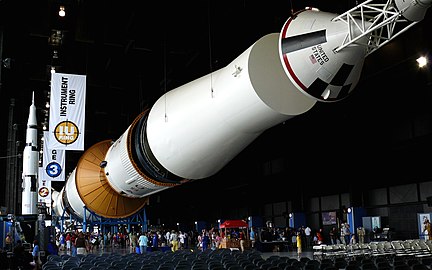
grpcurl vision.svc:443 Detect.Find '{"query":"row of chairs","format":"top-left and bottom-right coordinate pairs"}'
top-left (313, 239), bottom-right (432, 261)
top-left (42, 248), bottom-right (266, 270)
top-left (300, 253), bottom-right (432, 270)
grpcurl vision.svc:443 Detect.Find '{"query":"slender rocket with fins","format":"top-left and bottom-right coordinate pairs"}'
top-left (22, 92), bottom-right (39, 215)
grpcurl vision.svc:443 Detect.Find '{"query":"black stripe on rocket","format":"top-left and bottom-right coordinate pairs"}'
top-left (281, 30), bottom-right (354, 101)
top-left (308, 63), bottom-right (354, 100)
top-left (281, 30), bottom-right (327, 54)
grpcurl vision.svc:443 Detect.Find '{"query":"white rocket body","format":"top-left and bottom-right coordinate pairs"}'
top-left (52, 1), bottom-right (431, 220)
top-left (105, 32), bottom-right (315, 194)
top-left (22, 93), bottom-right (39, 215)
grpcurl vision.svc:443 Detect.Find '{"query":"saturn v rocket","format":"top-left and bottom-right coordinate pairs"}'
top-left (22, 93), bottom-right (39, 215)
top-left (51, 0), bottom-right (431, 220)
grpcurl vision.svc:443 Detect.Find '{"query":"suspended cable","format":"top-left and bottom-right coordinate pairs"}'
top-left (139, 78), bottom-right (144, 112)
top-left (163, 35), bottom-right (168, 122)
top-left (290, 0), bottom-right (294, 15)
top-left (0, 154), bottom-right (21, 159)
top-left (207, 0), bottom-right (214, 98)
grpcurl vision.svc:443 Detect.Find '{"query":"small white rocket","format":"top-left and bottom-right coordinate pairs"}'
top-left (21, 92), bottom-right (39, 215)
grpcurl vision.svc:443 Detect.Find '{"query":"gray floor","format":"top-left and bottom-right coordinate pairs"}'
top-left (260, 250), bottom-right (314, 260)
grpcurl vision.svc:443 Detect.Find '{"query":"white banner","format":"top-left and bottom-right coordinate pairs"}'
top-left (48, 72), bottom-right (86, 150)
top-left (38, 167), bottom-right (52, 214)
top-left (42, 131), bottom-right (66, 181)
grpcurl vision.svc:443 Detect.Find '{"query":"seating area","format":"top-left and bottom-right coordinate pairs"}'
top-left (313, 239), bottom-right (432, 262)
top-left (40, 239), bottom-right (432, 270)
top-left (42, 249), bottom-right (266, 270)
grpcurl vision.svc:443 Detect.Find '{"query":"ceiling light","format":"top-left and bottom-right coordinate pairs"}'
top-left (417, 56), bottom-right (428, 68)
top-left (59, 6), bottom-right (66, 17)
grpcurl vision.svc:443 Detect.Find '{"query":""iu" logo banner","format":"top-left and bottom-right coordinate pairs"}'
top-left (47, 72), bottom-right (86, 150)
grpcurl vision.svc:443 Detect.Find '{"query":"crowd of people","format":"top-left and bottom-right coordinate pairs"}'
top-left (52, 228), bottom-right (222, 256)
top-left (256, 222), bottom-right (370, 257)
top-left (40, 225), bottom-right (260, 258)
top-left (2, 221), bottom-right (374, 269)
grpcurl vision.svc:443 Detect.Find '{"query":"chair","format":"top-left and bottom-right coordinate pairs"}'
top-left (361, 263), bottom-right (377, 270)
top-left (300, 257), bottom-right (311, 264)
top-left (254, 258), bottom-right (266, 266)
top-left (376, 262), bottom-right (391, 269)
top-left (334, 260), bottom-right (348, 269)
top-left (348, 260), bottom-right (361, 267)
top-left (211, 267), bottom-right (226, 270)
top-left (285, 266), bottom-right (302, 270)
top-left (125, 266), bottom-right (144, 270)
top-left (305, 264), bottom-right (319, 270)
top-left (393, 265), bottom-right (411, 270)
top-left (292, 261), bottom-right (304, 269)
top-left (422, 257), bottom-right (432, 266)
top-left (78, 263), bottom-right (94, 270)
top-left (228, 266), bottom-right (244, 270)
top-left (94, 261), bottom-right (111, 268)
top-left (412, 264), bottom-right (430, 270)
top-left (159, 266), bottom-right (175, 270)
top-left (306, 260), bottom-right (320, 268)
top-left (345, 265), bottom-right (361, 270)
top-left (62, 262), bottom-right (81, 270)
top-left (42, 266), bottom-right (62, 270)
top-left (260, 262), bottom-right (274, 270)
top-left (287, 259), bottom-right (299, 266)
top-left (244, 264), bottom-right (259, 270)
top-left (192, 264), bottom-right (208, 270)
top-left (141, 265), bottom-right (158, 270)
top-left (277, 262), bottom-right (289, 269)
top-left (47, 254), bottom-right (62, 261)
top-left (89, 266), bottom-right (107, 270)
top-left (43, 261), bottom-right (61, 268)
top-left (320, 263), bottom-right (334, 270)
top-left (174, 266), bottom-right (191, 270)
top-left (407, 259), bottom-right (421, 266)
top-left (323, 267), bottom-right (338, 270)
top-left (321, 259), bottom-right (333, 265)
top-left (61, 254), bottom-right (72, 261)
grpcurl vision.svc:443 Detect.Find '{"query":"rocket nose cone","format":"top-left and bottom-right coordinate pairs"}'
top-left (27, 104), bottom-right (37, 126)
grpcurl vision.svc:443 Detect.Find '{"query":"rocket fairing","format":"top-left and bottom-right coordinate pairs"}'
top-left (22, 92), bottom-right (39, 215)
top-left (52, 0), bottom-right (431, 220)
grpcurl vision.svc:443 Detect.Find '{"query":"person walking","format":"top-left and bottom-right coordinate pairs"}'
top-left (152, 232), bottom-right (159, 251)
top-left (170, 230), bottom-right (179, 252)
top-left (31, 239), bottom-right (41, 269)
top-left (250, 227), bottom-right (256, 248)
top-left (296, 231), bottom-right (302, 258)
top-left (304, 226), bottom-right (312, 249)
top-left (75, 232), bottom-right (87, 255)
top-left (202, 231), bottom-right (210, 251)
top-left (130, 232), bottom-right (138, 253)
top-left (138, 232), bottom-right (149, 254)
top-left (5, 233), bottom-right (12, 252)
top-left (239, 230), bottom-right (246, 252)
